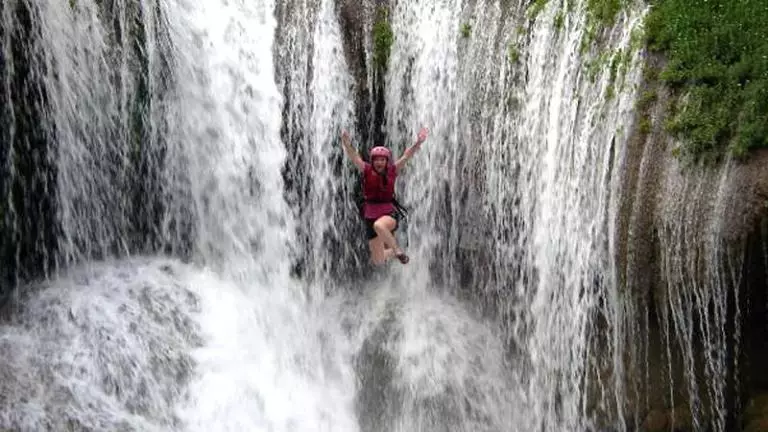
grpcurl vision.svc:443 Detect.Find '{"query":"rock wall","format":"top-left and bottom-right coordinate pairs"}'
top-left (0, 0), bottom-right (59, 304)
top-left (617, 53), bottom-right (768, 429)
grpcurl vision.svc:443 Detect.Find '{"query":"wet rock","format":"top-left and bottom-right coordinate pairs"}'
top-left (640, 405), bottom-right (695, 432)
top-left (744, 393), bottom-right (768, 431)
top-left (744, 416), bottom-right (768, 432)
top-left (642, 408), bottom-right (669, 432)
top-left (618, 47), bottom-right (768, 429)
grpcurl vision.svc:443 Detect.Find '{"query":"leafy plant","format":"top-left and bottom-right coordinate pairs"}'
top-left (508, 43), bottom-right (520, 63)
top-left (460, 23), bottom-right (472, 38)
top-left (372, 7), bottom-right (394, 72)
top-left (644, 0), bottom-right (768, 162)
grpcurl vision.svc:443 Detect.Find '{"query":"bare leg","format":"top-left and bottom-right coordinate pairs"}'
top-left (368, 237), bottom-right (387, 265)
top-left (372, 216), bottom-right (399, 251)
top-left (369, 236), bottom-right (396, 266)
top-left (373, 216), bottom-right (409, 264)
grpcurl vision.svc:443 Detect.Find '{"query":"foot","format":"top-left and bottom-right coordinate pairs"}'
top-left (394, 249), bottom-right (409, 264)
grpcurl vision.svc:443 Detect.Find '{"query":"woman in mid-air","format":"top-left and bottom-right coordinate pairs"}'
top-left (340, 127), bottom-right (429, 266)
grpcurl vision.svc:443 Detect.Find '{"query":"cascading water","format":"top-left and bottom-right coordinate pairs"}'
top-left (1, 0), bottom-right (360, 430)
top-left (275, 0), bottom-right (362, 285)
top-left (0, 0), bottom-right (745, 430)
top-left (514, 3), bottom-right (651, 429)
top-left (385, 0), bottom-right (648, 430)
top-left (653, 159), bottom-right (747, 431)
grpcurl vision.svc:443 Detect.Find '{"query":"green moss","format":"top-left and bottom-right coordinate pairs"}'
top-left (580, 21), bottom-right (597, 54)
top-left (639, 117), bottom-right (652, 135)
top-left (527, 0), bottom-right (549, 20)
top-left (586, 0), bottom-right (622, 28)
top-left (644, 0), bottom-right (768, 162)
top-left (636, 71), bottom-right (659, 138)
top-left (372, 7), bottom-right (394, 72)
top-left (554, 11), bottom-right (565, 31)
top-left (629, 24), bottom-right (645, 52)
top-left (636, 89), bottom-right (658, 112)
top-left (508, 43), bottom-right (520, 63)
top-left (608, 51), bottom-right (620, 81)
top-left (643, 64), bottom-right (660, 82)
top-left (583, 46), bottom-right (632, 99)
top-left (460, 23), bottom-right (472, 38)
top-left (581, 0), bottom-right (628, 53)
top-left (585, 50), bottom-right (610, 83)
top-left (609, 48), bottom-right (633, 90)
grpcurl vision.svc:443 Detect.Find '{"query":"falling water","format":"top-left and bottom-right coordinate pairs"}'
top-left (0, 0), bottom-right (747, 430)
top-left (0, 0), bottom-right (360, 430)
top-left (516, 2), bottom-right (649, 429)
top-left (654, 159), bottom-right (746, 430)
top-left (384, 0), bottom-right (462, 274)
top-left (386, 0), bottom-right (648, 429)
top-left (275, 0), bottom-right (361, 285)
top-left (19, 0), bottom-right (170, 265)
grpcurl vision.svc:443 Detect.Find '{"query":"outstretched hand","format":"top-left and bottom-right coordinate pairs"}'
top-left (416, 127), bottom-right (428, 144)
top-left (341, 129), bottom-right (350, 143)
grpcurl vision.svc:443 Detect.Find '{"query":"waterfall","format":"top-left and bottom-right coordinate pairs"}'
top-left (0, 0), bottom-right (360, 430)
top-left (0, 0), bottom-right (750, 430)
top-left (275, 0), bottom-right (361, 286)
top-left (651, 154), bottom-right (747, 431)
top-left (385, 0), bottom-right (648, 429)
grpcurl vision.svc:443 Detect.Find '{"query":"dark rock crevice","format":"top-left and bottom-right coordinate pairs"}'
top-left (335, 0), bottom-right (390, 150)
top-left (0, 0), bottom-right (59, 305)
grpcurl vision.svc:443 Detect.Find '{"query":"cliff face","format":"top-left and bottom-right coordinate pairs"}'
top-left (335, 0), bottom-right (388, 148)
top-left (616, 55), bottom-right (768, 428)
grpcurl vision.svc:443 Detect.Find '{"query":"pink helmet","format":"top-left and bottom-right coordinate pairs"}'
top-left (370, 146), bottom-right (391, 161)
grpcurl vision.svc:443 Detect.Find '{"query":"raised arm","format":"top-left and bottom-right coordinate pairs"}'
top-left (395, 127), bottom-right (429, 170)
top-left (341, 129), bottom-right (365, 172)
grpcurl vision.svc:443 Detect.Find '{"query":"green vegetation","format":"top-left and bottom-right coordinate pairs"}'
top-left (645, 0), bottom-right (768, 162)
top-left (460, 23), bottom-right (472, 38)
top-left (554, 11), bottom-right (564, 31)
top-left (636, 88), bottom-right (658, 135)
top-left (586, 0), bottom-right (623, 28)
top-left (372, 7), bottom-right (394, 71)
top-left (585, 51), bottom-right (611, 82)
top-left (508, 43), bottom-right (520, 63)
top-left (527, 0), bottom-right (549, 20)
top-left (581, 0), bottom-right (628, 53)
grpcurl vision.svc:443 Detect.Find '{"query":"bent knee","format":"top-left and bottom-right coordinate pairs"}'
top-left (373, 217), bottom-right (395, 232)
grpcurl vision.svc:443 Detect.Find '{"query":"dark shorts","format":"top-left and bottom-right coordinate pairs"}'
top-left (365, 213), bottom-right (398, 240)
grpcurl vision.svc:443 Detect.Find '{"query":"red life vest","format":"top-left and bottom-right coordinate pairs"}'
top-left (360, 162), bottom-right (397, 220)
top-left (362, 162), bottom-right (397, 202)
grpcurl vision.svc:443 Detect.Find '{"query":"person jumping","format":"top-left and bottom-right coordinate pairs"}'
top-left (340, 127), bottom-right (429, 266)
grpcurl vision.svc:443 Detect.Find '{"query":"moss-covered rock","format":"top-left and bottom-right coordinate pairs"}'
top-left (372, 6), bottom-right (394, 72)
top-left (644, 0), bottom-right (768, 163)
